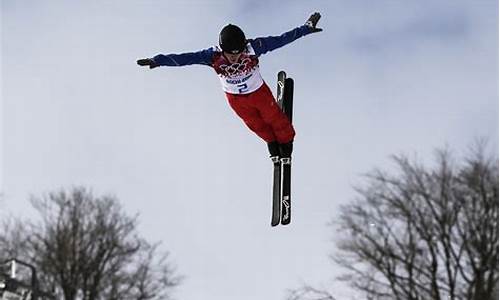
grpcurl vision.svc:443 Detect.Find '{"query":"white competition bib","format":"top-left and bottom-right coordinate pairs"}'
top-left (218, 64), bottom-right (263, 94)
top-left (212, 44), bottom-right (264, 94)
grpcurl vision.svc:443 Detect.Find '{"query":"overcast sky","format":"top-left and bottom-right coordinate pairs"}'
top-left (1, 1), bottom-right (498, 299)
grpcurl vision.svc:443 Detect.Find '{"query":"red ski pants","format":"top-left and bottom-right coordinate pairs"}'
top-left (226, 83), bottom-right (295, 143)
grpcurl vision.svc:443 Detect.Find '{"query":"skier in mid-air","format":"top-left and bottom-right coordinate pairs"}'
top-left (137, 13), bottom-right (322, 159)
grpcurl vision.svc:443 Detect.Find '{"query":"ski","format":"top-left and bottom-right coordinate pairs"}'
top-left (271, 71), bottom-right (293, 226)
top-left (271, 71), bottom-right (287, 226)
top-left (281, 77), bottom-right (294, 225)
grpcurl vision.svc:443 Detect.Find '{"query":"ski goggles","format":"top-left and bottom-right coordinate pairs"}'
top-left (225, 49), bottom-right (243, 55)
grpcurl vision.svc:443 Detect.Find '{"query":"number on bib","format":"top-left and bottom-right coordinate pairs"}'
top-left (237, 83), bottom-right (248, 94)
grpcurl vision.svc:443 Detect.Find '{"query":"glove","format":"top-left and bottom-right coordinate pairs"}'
top-left (137, 58), bottom-right (159, 69)
top-left (305, 12), bottom-right (322, 33)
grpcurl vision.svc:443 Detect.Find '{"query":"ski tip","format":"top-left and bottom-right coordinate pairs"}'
top-left (281, 219), bottom-right (291, 225)
top-left (271, 218), bottom-right (280, 227)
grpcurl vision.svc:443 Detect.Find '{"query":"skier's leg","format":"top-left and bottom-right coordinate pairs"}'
top-left (250, 84), bottom-right (295, 145)
top-left (226, 93), bottom-right (277, 143)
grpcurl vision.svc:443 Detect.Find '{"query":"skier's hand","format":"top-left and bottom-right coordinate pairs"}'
top-left (137, 58), bottom-right (159, 69)
top-left (305, 12), bottom-right (322, 33)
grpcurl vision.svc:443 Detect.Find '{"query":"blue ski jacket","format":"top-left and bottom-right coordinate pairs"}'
top-left (151, 25), bottom-right (314, 94)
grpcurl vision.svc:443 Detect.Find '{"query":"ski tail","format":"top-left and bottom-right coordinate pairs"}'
top-left (283, 78), bottom-right (294, 122)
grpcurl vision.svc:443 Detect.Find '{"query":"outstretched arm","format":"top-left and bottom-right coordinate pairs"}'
top-left (250, 12), bottom-right (322, 56)
top-left (137, 48), bottom-right (215, 69)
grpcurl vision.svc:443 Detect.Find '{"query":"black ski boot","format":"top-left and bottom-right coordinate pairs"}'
top-left (279, 141), bottom-right (293, 158)
top-left (267, 141), bottom-right (281, 163)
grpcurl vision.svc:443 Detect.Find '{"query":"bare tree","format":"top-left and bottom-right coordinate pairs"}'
top-left (0, 217), bottom-right (30, 260)
top-left (287, 285), bottom-right (337, 300)
top-left (1, 187), bottom-right (181, 300)
top-left (331, 144), bottom-right (498, 300)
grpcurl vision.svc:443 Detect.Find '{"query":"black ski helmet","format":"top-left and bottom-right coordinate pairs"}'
top-left (219, 24), bottom-right (246, 54)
